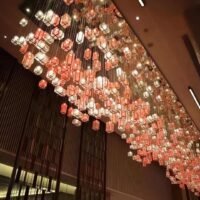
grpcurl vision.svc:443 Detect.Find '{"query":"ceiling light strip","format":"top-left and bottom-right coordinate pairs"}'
top-left (189, 87), bottom-right (200, 109)
top-left (138, 0), bottom-right (145, 7)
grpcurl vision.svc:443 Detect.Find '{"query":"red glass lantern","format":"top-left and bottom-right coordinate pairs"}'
top-left (38, 79), bottom-right (47, 89)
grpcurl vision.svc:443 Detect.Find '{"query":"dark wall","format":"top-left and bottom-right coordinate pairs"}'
top-left (0, 48), bottom-right (184, 200)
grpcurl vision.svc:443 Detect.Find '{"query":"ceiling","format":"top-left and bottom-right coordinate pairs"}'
top-left (0, 0), bottom-right (199, 129)
top-left (113, 0), bottom-right (200, 130)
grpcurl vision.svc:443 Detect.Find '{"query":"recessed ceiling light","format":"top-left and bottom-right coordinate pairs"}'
top-left (189, 87), bottom-right (200, 110)
top-left (136, 16), bottom-right (140, 21)
top-left (4, 35), bottom-right (7, 39)
top-left (138, 0), bottom-right (145, 7)
top-left (26, 8), bottom-right (31, 13)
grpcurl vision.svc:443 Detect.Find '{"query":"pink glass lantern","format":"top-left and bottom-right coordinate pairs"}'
top-left (63, 0), bottom-right (74, 6)
top-left (38, 79), bottom-right (47, 89)
top-left (106, 121), bottom-right (114, 133)
top-left (34, 28), bottom-right (44, 41)
top-left (92, 120), bottom-right (100, 131)
top-left (81, 113), bottom-right (89, 122)
top-left (60, 103), bottom-right (68, 115)
top-left (61, 39), bottom-right (73, 52)
top-left (60, 13), bottom-right (71, 28)
top-left (84, 48), bottom-right (92, 60)
top-left (67, 107), bottom-right (74, 117)
top-left (22, 52), bottom-right (34, 69)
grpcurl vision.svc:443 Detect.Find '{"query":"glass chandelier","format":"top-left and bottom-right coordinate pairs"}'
top-left (12, 0), bottom-right (200, 195)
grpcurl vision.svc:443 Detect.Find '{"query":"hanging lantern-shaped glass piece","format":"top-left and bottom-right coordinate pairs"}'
top-left (22, 52), bottom-right (34, 69)
top-left (35, 10), bottom-right (44, 21)
top-left (38, 79), bottom-right (47, 89)
top-left (54, 86), bottom-right (65, 97)
top-left (19, 18), bottom-right (28, 27)
top-left (34, 65), bottom-right (43, 75)
top-left (60, 13), bottom-right (71, 29)
top-left (60, 103), bottom-right (68, 115)
top-left (76, 31), bottom-right (84, 44)
top-left (63, 0), bottom-right (74, 6)
top-left (92, 120), bottom-right (100, 131)
top-left (106, 121), bottom-right (114, 133)
top-left (81, 113), bottom-right (89, 122)
top-left (72, 119), bottom-right (82, 127)
top-left (84, 48), bottom-right (92, 60)
top-left (46, 69), bottom-right (56, 81)
top-left (99, 22), bottom-right (110, 34)
top-left (11, 35), bottom-right (19, 45)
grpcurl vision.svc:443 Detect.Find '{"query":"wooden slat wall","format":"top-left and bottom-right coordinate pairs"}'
top-left (106, 134), bottom-right (174, 200)
top-left (0, 48), bottom-right (182, 200)
top-left (0, 49), bottom-right (37, 155)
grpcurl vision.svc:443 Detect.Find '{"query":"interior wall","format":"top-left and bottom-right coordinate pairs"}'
top-left (107, 134), bottom-right (174, 200)
top-left (0, 48), bottom-right (184, 200)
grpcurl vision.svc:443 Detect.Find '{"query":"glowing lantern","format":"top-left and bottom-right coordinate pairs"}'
top-left (54, 86), bottom-right (65, 96)
top-left (19, 43), bottom-right (29, 54)
top-left (76, 31), bottom-right (84, 44)
top-left (38, 79), bottom-right (47, 89)
top-left (19, 18), bottom-right (28, 27)
top-left (35, 10), bottom-right (44, 21)
top-left (34, 28), bottom-right (44, 40)
top-left (51, 27), bottom-right (64, 40)
top-left (106, 121), bottom-right (114, 133)
top-left (35, 52), bottom-right (49, 65)
top-left (63, 0), bottom-right (74, 6)
top-left (60, 13), bottom-right (71, 28)
top-left (60, 103), bottom-right (68, 115)
top-left (72, 119), bottom-right (81, 127)
top-left (61, 39), bottom-right (73, 52)
top-left (46, 70), bottom-right (56, 81)
top-left (36, 40), bottom-right (49, 53)
top-left (99, 22), bottom-right (110, 34)
top-left (43, 10), bottom-right (54, 26)
top-left (26, 33), bottom-right (36, 44)
top-left (81, 113), bottom-right (89, 122)
top-left (43, 32), bottom-right (54, 45)
top-left (84, 48), bottom-right (92, 60)
top-left (11, 36), bottom-right (19, 45)
top-left (92, 120), bottom-right (100, 131)
top-left (34, 65), bottom-right (43, 75)
top-left (22, 52), bottom-right (34, 69)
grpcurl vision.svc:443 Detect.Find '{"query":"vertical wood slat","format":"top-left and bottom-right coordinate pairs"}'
top-left (0, 49), bottom-right (37, 154)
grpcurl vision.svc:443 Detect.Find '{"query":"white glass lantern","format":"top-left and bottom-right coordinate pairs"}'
top-left (46, 70), bottom-right (56, 80)
top-left (17, 36), bottom-right (26, 46)
top-left (52, 77), bottom-right (60, 86)
top-left (76, 31), bottom-right (84, 44)
top-left (35, 52), bottom-right (49, 65)
top-left (54, 86), bottom-right (65, 97)
top-left (72, 119), bottom-right (82, 127)
top-left (35, 10), bottom-right (44, 21)
top-left (33, 65), bottom-right (43, 75)
top-left (99, 22), bottom-right (110, 34)
top-left (19, 18), bottom-right (28, 27)
top-left (128, 151), bottom-right (133, 157)
top-left (26, 32), bottom-right (35, 44)
top-left (43, 10), bottom-right (54, 26)
top-left (11, 36), bottom-right (19, 45)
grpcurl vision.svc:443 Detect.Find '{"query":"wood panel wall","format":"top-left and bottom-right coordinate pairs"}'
top-left (0, 48), bottom-right (184, 200)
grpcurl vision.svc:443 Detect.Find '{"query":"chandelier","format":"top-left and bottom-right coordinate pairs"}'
top-left (11, 0), bottom-right (200, 195)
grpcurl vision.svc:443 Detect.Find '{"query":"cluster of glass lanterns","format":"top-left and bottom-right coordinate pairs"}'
top-left (11, 0), bottom-right (200, 195)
